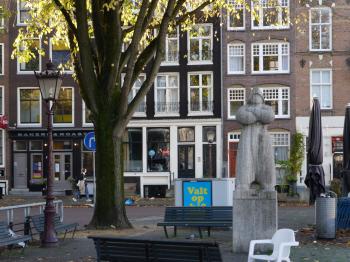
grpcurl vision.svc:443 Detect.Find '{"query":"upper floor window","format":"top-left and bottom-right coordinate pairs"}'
top-left (228, 88), bottom-right (245, 119)
top-left (17, 0), bottom-right (30, 25)
top-left (310, 8), bottom-right (332, 51)
top-left (227, 0), bottom-right (245, 30)
top-left (82, 102), bottom-right (93, 127)
top-left (310, 69), bottom-right (332, 109)
top-left (252, 42), bottom-right (289, 74)
top-left (128, 75), bottom-right (146, 116)
top-left (17, 39), bottom-right (41, 74)
top-left (18, 88), bottom-right (41, 126)
top-left (50, 40), bottom-right (72, 72)
top-left (261, 87), bottom-right (289, 118)
top-left (155, 73), bottom-right (179, 115)
top-left (188, 72), bottom-right (213, 114)
top-left (188, 24), bottom-right (213, 64)
top-left (252, 0), bottom-right (289, 29)
top-left (161, 28), bottom-right (179, 65)
top-left (228, 43), bottom-right (245, 74)
top-left (53, 87), bottom-right (74, 126)
top-left (0, 7), bottom-right (5, 28)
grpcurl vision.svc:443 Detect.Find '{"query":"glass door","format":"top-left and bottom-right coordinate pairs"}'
top-left (53, 152), bottom-right (72, 190)
top-left (178, 145), bottom-right (195, 178)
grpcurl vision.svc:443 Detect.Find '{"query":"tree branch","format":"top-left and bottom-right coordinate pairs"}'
top-left (52, 0), bottom-right (78, 37)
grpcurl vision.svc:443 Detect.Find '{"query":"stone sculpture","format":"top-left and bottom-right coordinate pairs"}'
top-left (235, 87), bottom-right (276, 191)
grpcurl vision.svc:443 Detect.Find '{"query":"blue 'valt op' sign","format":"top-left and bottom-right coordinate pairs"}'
top-left (183, 181), bottom-right (212, 207)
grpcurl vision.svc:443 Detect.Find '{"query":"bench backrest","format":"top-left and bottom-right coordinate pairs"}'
top-left (164, 207), bottom-right (232, 222)
top-left (89, 237), bottom-right (222, 262)
top-left (0, 222), bottom-right (9, 240)
top-left (30, 214), bottom-right (61, 232)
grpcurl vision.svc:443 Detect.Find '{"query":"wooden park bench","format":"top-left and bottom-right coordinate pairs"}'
top-left (88, 236), bottom-right (222, 262)
top-left (28, 214), bottom-right (78, 240)
top-left (0, 221), bottom-right (31, 248)
top-left (157, 206), bottom-right (232, 238)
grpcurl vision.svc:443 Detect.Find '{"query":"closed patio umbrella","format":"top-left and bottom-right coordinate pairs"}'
top-left (342, 104), bottom-right (350, 196)
top-left (305, 97), bottom-right (326, 205)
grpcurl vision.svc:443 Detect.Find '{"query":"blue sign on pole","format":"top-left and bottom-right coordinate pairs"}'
top-left (84, 132), bottom-right (96, 151)
top-left (183, 181), bottom-right (212, 207)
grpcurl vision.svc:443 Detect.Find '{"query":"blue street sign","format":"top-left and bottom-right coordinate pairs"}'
top-left (84, 132), bottom-right (96, 151)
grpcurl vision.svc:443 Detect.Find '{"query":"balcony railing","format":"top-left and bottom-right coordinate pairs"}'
top-left (155, 102), bottom-right (179, 114)
top-left (189, 101), bottom-right (213, 113)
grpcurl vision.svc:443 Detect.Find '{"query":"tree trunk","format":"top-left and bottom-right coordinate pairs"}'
top-left (88, 112), bottom-right (131, 228)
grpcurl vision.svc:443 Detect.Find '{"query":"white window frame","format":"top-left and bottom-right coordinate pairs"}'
top-left (0, 43), bottom-right (4, 75)
top-left (49, 39), bottom-right (73, 74)
top-left (128, 74), bottom-right (147, 117)
top-left (0, 129), bottom-right (4, 167)
top-left (188, 71), bottom-right (214, 116)
top-left (82, 102), bottom-right (93, 127)
top-left (0, 86), bottom-right (3, 115)
top-left (260, 87), bottom-right (290, 118)
top-left (52, 87), bottom-right (75, 127)
top-left (251, 42), bottom-right (290, 74)
top-left (154, 73), bottom-right (180, 117)
top-left (17, 0), bottom-right (30, 26)
top-left (161, 27), bottom-right (179, 66)
top-left (17, 87), bottom-right (42, 127)
top-left (270, 131), bottom-right (290, 166)
top-left (310, 68), bottom-right (333, 110)
top-left (309, 7), bottom-right (332, 52)
top-left (227, 43), bottom-right (245, 75)
top-left (187, 23), bottom-right (213, 65)
top-left (227, 88), bottom-right (245, 119)
top-left (17, 38), bottom-right (42, 75)
top-left (227, 0), bottom-right (245, 31)
top-left (251, 0), bottom-right (290, 30)
top-left (0, 6), bottom-right (4, 29)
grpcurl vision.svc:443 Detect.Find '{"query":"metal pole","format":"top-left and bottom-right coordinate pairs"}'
top-left (93, 151), bottom-right (96, 205)
top-left (42, 106), bottom-right (58, 247)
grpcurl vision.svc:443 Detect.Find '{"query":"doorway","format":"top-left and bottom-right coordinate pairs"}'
top-left (178, 145), bottom-right (195, 178)
top-left (333, 153), bottom-right (343, 180)
top-left (53, 153), bottom-right (72, 190)
top-left (13, 153), bottom-right (27, 189)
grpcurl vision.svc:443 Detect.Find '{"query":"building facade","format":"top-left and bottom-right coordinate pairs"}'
top-left (222, 0), bottom-right (296, 186)
top-left (3, 1), bottom-right (222, 197)
top-left (294, 0), bottom-right (350, 191)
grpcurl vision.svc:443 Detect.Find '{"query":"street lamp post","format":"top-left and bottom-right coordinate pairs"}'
top-left (35, 61), bottom-right (62, 247)
top-left (206, 130), bottom-right (216, 178)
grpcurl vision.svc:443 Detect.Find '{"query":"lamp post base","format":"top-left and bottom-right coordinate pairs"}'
top-left (41, 195), bottom-right (58, 247)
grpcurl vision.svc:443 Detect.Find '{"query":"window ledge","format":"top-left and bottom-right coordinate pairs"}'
top-left (154, 113), bottom-right (180, 117)
top-left (17, 123), bottom-right (42, 128)
top-left (252, 71), bottom-right (290, 75)
top-left (17, 71), bottom-right (37, 75)
top-left (160, 62), bottom-right (179, 66)
top-left (188, 112), bottom-right (214, 117)
top-left (188, 61), bottom-right (213, 65)
top-left (251, 26), bottom-right (290, 31)
top-left (133, 113), bottom-right (147, 117)
top-left (53, 123), bottom-right (75, 128)
top-left (227, 27), bottom-right (245, 31)
top-left (227, 71), bottom-right (245, 75)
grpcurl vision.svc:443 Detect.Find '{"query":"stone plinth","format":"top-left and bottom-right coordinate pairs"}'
top-left (232, 189), bottom-right (277, 253)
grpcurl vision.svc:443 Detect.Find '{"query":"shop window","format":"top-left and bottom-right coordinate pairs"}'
top-left (178, 127), bottom-right (195, 142)
top-left (123, 128), bottom-right (143, 172)
top-left (53, 141), bottom-right (72, 150)
top-left (147, 128), bottom-right (170, 172)
top-left (31, 154), bottom-right (43, 184)
top-left (53, 87), bottom-right (74, 125)
top-left (14, 140), bottom-right (27, 151)
top-left (30, 140), bottom-right (43, 151)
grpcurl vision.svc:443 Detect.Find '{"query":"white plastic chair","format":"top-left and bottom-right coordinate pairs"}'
top-left (248, 228), bottom-right (299, 262)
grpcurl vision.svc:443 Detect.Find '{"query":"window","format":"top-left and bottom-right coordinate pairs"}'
top-left (188, 24), bottom-right (213, 64)
top-left (228, 88), bottom-right (245, 119)
top-left (123, 128), bottom-right (143, 172)
top-left (252, 42), bottom-right (289, 73)
top-left (17, 39), bottom-right (41, 73)
top-left (203, 126), bottom-right (216, 178)
top-left (128, 75), bottom-right (146, 115)
top-left (310, 8), bottom-right (332, 51)
top-left (31, 154), bottom-right (43, 183)
top-left (188, 72), bottom-right (213, 114)
top-left (252, 0), bottom-right (289, 29)
top-left (18, 88), bottom-right (41, 126)
top-left (227, 0), bottom-right (245, 30)
top-left (155, 73), bottom-right (179, 115)
top-left (271, 132), bottom-right (289, 163)
top-left (0, 44), bottom-right (4, 75)
top-left (50, 40), bottom-right (72, 72)
top-left (82, 102), bottom-right (93, 126)
top-left (82, 141), bottom-right (95, 177)
top-left (261, 87), bottom-right (289, 118)
top-left (178, 127), bottom-right (195, 142)
top-left (0, 130), bottom-right (4, 166)
top-left (53, 87), bottom-right (74, 125)
top-left (0, 6), bottom-right (4, 28)
top-left (161, 28), bottom-right (179, 64)
top-left (147, 128), bottom-right (170, 172)
top-left (17, 0), bottom-right (30, 25)
top-left (311, 69), bottom-right (332, 109)
top-left (0, 86), bottom-right (3, 115)
top-left (227, 43), bottom-right (245, 74)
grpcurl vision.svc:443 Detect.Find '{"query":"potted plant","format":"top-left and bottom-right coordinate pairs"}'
top-left (277, 133), bottom-right (305, 197)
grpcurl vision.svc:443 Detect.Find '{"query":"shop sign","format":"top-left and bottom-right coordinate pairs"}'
top-left (183, 181), bottom-right (212, 207)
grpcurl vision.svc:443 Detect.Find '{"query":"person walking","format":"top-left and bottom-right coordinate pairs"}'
top-left (72, 170), bottom-right (84, 202)
top-left (82, 168), bottom-right (92, 202)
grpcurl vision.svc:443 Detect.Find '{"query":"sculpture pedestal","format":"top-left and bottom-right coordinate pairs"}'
top-left (232, 189), bottom-right (277, 253)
